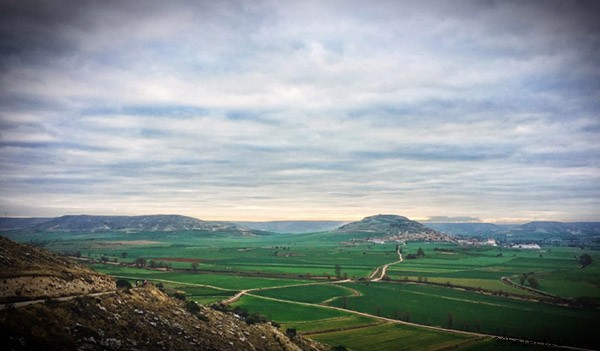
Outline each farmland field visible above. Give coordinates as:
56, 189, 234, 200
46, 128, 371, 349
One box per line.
310, 322, 476, 351
6, 229, 599, 350
325, 282, 600, 347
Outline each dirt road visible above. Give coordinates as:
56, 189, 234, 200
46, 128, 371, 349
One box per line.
370, 248, 403, 281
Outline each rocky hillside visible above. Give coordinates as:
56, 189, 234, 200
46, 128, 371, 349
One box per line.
335, 214, 455, 242
0, 236, 327, 351
0, 236, 114, 303
1, 215, 262, 235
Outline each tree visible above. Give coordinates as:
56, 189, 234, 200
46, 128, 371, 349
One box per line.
191, 262, 199, 271
334, 264, 342, 279
417, 247, 425, 258
121, 252, 128, 259
135, 257, 147, 267
527, 276, 539, 289
579, 254, 593, 268
519, 273, 527, 285
447, 312, 454, 328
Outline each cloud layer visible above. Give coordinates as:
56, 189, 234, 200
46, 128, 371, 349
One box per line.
1, 0, 599, 222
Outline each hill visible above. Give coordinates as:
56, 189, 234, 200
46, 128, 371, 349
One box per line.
334, 214, 455, 242
509, 221, 600, 237
425, 223, 513, 237
0, 215, 263, 235
234, 221, 347, 233
0, 236, 326, 351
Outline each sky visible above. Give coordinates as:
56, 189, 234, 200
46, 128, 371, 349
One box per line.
0, 0, 599, 222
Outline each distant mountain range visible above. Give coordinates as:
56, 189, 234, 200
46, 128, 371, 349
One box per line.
508, 221, 600, 237
426, 223, 514, 236
427, 221, 600, 239
1, 214, 598, 240
0, 215, 259, 235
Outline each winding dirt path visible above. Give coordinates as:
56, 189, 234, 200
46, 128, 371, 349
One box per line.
371, 248, 403, 282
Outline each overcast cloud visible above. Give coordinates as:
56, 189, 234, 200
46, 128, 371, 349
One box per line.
1, 0, 599, 222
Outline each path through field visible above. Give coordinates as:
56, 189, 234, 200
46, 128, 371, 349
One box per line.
370, 248, 403, 282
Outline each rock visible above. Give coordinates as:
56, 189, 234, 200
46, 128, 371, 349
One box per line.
101, 338, 122, 350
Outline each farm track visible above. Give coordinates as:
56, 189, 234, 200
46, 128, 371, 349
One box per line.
501, 276, 564, 299
300, 321, 387, 336
370, 249, 403, 282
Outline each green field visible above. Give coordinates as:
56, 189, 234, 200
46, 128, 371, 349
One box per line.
253, 283, 356, 304
310, 322, 476, 351
232, 294, 350, 322
90, 264, 313, 290
326, 282, 600, 348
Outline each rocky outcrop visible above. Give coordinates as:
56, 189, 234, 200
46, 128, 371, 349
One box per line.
0, 275, 115, 302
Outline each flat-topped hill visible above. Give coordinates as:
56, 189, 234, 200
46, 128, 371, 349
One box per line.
335, 214, 455, 242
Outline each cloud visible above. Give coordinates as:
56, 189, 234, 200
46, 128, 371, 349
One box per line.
0, 0, 599, 221
422, 216, 482, 223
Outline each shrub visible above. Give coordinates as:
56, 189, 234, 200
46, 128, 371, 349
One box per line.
210, 303, 231, 313
246, 313, 269, 325
173, 292, 187, 300
185, 300, 201, 314
116, 279, 132, 290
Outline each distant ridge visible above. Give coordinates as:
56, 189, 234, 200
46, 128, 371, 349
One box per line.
426, 223, 513, 236
509, 221, 600, 237
235, 221, 347, 233
0, 214, 261, 235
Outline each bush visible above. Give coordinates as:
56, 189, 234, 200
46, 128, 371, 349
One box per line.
210, 303, 231, 313
116, 279, 132, 290
173, 292, 187, 300
185, 300, 201, 314
245, 313, 269, 325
